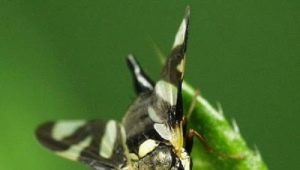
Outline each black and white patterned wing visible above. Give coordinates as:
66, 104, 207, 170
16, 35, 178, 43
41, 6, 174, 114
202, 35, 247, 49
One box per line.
35, 120, 129, 170
126, 54, 155, 94
148, 7, 190, 150
123, 7, 190, 153
158, 6, 189, 122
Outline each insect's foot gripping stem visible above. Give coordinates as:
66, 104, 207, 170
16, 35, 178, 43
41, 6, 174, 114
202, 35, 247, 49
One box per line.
185, 129, 211, 154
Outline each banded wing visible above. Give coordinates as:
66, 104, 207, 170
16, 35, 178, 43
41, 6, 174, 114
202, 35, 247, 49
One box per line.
123, 7, 190, 153
126, 54, 155, 94
152, 6, 190, 151
158, 6, 189, 122
35, 120, 129, 170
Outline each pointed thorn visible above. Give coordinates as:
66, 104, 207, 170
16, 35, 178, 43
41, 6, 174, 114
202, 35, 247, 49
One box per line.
217, 102, 224, 115
231, 119, 240, 134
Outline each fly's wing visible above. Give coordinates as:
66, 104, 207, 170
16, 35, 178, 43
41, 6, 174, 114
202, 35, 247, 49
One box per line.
126, 54, 155, 94
151, 7, 190, 150
35, 120, 129, 170
158, 7, 189, 123
123, 7, 190, 153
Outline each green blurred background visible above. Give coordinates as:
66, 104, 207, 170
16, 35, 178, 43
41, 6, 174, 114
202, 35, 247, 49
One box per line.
0, 1, 299, 170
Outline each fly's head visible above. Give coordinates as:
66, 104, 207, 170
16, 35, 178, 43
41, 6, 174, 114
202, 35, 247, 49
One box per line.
130, 144, 190, 170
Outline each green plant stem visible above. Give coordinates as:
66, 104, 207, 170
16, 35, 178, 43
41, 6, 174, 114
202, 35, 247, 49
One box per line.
182, 82, 268, 170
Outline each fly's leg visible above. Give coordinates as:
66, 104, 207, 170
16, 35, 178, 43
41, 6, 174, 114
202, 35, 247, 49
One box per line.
185, 128, 211, 154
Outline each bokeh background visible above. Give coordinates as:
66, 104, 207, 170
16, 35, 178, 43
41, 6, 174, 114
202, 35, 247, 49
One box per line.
0, 1, 299, 170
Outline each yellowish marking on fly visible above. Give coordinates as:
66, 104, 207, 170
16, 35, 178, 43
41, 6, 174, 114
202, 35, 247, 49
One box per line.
56, 136, 92, 161
148, 106, 163, 123
52, 120, 86, 140
154, 123, 172, 141
176, 58, 186, 79
180, 148, 191, 170
100, 120, 117, 158
155, 80, 178, 105
129, 153, 139, 161
171, 122, 184, 152
173, 17, 187, 48
138, 139, 159, 158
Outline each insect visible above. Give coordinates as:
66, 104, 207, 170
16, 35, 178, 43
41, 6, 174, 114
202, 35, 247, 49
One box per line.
36, 7, 206, 170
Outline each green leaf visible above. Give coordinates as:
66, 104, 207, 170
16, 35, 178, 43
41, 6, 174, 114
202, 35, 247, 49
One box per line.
182, 82, 268, 170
